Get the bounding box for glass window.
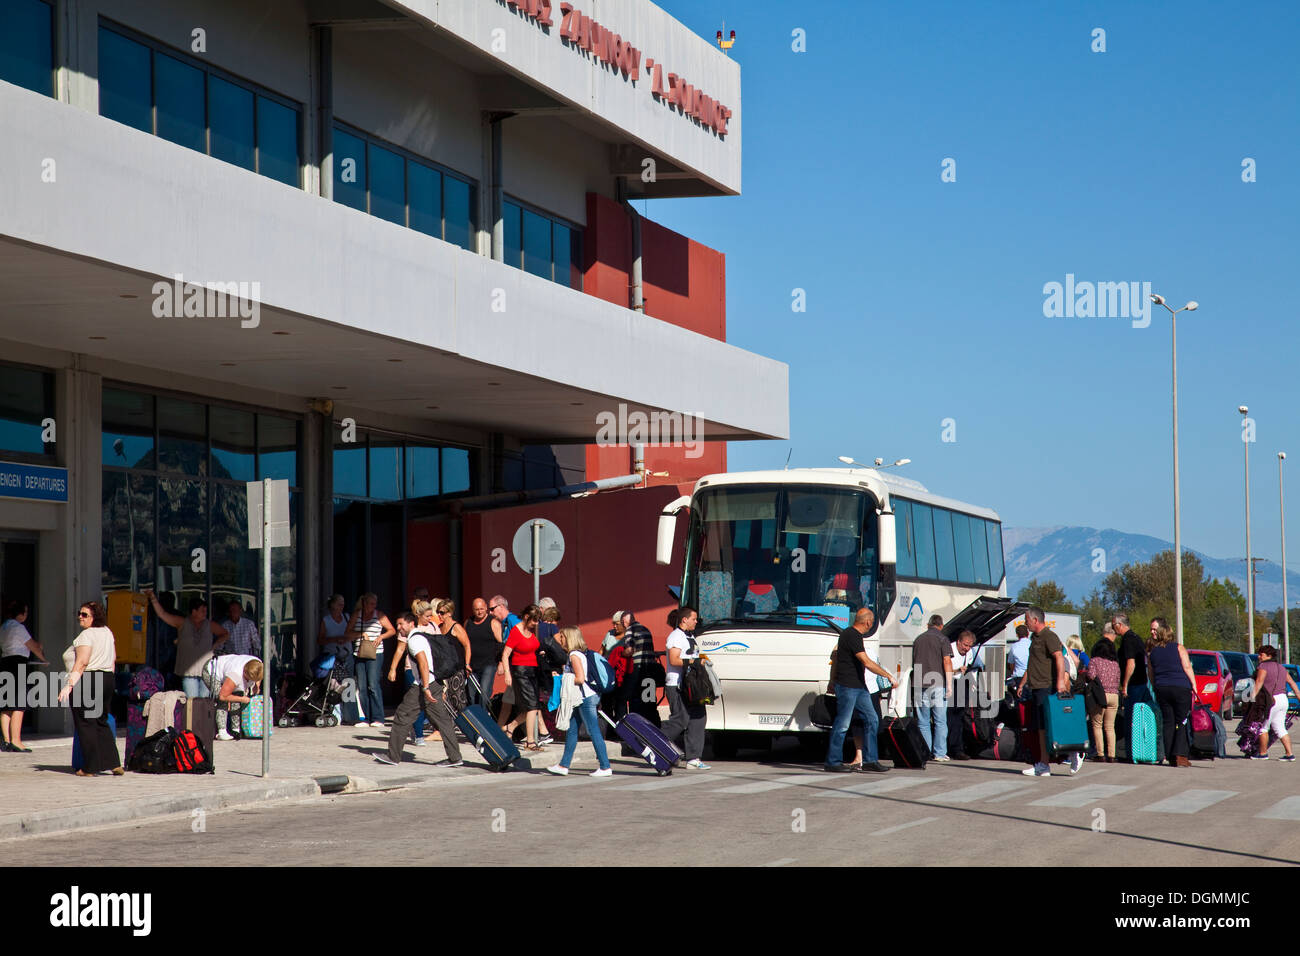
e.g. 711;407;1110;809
932;507;957;582
333;127;367;211
405;445;440;498
209;406;255;481
157;477;207;602
972;518;992;585
444;176;473;251
258;414;298;483
986;521;1004;585
98;28;152;132
442;447;471;494
0;0;53;96
503;200;521;268
407;162;441;238
522;208;552;279
332;424;366;497
894;499;916;578
102;388;155;470
368;142;405;225
911;502;937;580
554;221;580;290
951;512;975;584
256;96;298;186
209;481;256;611
368;438;402;501
0;365;54;456
157;397;207;476
101;471;156;593
207;75;254;171
154;53;206;152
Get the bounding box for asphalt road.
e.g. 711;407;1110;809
9;739;1300;866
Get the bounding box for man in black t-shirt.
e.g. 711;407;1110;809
1113;612;1159;763
825;608;897;773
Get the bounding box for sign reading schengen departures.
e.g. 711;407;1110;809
0;460;68;503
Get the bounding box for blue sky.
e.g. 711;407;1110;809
651;0;1300;567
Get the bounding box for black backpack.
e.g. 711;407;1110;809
539;638;568;674
130;730;178;774
423;632;460;683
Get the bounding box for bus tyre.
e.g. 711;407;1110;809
709;732;739;761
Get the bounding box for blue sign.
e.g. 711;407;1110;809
0;460;68;503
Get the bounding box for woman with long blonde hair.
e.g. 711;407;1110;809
546;627;612;777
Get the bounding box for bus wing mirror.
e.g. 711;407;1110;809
879;512;896;565
657;496;691;566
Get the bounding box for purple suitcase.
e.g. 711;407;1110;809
601;711;682;775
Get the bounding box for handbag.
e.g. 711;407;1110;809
1085;676;1107;717
1190;704;1213;734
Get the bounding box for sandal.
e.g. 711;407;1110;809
111;766;126;776
74;770;93;777
525;742;545;752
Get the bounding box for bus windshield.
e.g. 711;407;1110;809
682;484;878;631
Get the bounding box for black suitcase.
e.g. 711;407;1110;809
455;675;520;771
601;711;682;774
878;716;930;769
978;725;1018;761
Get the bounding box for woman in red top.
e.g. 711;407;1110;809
501;604;544;750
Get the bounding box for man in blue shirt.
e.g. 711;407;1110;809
1007;624;1031;692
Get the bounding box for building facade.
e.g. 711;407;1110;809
0;0;787;728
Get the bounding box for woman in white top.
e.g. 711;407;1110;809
661;606;709;770
2;600;48;752
57;601;124;776
319;594;357;723
347;593;395;727
546;627;612;777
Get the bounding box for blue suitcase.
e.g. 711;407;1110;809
1131;701;1158;764
1043;693;1088;754
602;710;682;775
455;703;520;771
72;713;117;771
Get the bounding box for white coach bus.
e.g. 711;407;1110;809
656;467;1026;757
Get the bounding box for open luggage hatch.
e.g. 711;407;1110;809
942;596;1031;649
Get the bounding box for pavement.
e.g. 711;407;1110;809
0;720;597;841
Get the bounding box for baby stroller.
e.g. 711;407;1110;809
278;653;347;727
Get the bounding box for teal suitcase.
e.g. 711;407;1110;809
1130;701;1158;763
1043;692;1088;754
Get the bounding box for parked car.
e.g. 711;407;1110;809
1220;651;1260;715
1285;664;1300;715
1187;650;1234;721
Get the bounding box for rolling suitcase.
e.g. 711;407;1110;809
455;675;520;771
72;713;117;771
978;724;1018;761
1043;693;1089;755
878;716;930;769
1130;701;1158;764
601;711;682;775
174;697;217;762
1189;704;1216;759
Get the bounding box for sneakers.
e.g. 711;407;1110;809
215;730;235;742
933;754;951;762
433;759;464;768
1251;754;1270;760
411;737;427;746
858;761;891;773
824;763;854;773
1282;755;1296;762
547;764;569;776
372;754;399;766
1022;763;1051;777
686;759;711;770
589;767;614;778
538;735;554;746
354;721;369;728
1069;752;1086;775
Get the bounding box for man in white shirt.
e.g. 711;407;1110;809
945;628;982;760
375;613;462;768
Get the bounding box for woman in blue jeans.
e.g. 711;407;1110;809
347;592;394;728
547;627;612;777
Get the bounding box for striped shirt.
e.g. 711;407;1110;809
221;616;260;657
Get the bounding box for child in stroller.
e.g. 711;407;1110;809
278;652;348;727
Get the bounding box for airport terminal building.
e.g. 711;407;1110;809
0;0;787;725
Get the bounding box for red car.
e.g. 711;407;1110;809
1187;650;1234;721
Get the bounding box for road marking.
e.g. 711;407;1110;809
1139;789;1238;814
1028;784;1135;808
985;787;1035;803
764;858;797;867
1256;796;1300;820
873;816;939;836
815;776;932;798
612;772;749;792
920;780;1032;804
509;777;597;790
709;773;829;795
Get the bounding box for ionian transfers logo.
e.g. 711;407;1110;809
1042;274;1153;328
152;273;261;329
898;595;924;624
594;403;704;459
50;886;151;936
699;639;750;653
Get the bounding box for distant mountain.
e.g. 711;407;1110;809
1004;526;1299;612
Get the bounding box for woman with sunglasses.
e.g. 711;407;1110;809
58;601;124;776
436;600;471;710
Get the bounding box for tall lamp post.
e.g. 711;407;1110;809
1151;294;1198;645
1241;405;1254;653
1282;452;1289;663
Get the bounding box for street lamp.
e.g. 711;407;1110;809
1281;451;1289;663
1241;405;1254;653
1150;294;1198;645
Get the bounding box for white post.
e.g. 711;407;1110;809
1245;415;1254;654
1282;453;1289;664
262;477;272;779
1172;314;1183;644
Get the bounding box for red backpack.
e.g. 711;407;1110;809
172;730;214;774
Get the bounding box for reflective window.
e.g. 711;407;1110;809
442;447;471;494
332;424;366;497
986;521;1004;585
502;197;581;287
158;477;207;598
258;414;298;483
368;142;405;225
154;53;206;152
158;397;207;476
0;0;53;96
405;445;440;498
972;518;992;586
256;96;299;186
951;512;975;584
101;472;155;593
368;438;403;502
932;507;957;581
98;28;151;132
894;499;916;578
408;162;441;238
503;201;522;267
333;127;367;211
522;208;552;279
208;75;255;171
911;502;937;580
553;221;580;290
210;481;256;607
102;388;155;469
443;176;473;251
0;364;55;457
210;406;255;481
